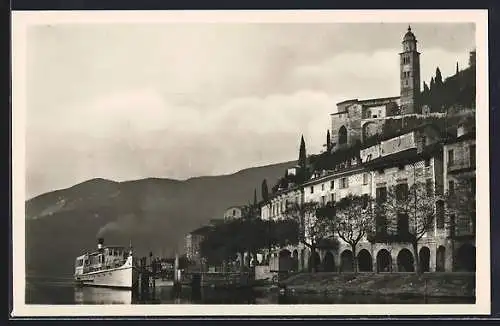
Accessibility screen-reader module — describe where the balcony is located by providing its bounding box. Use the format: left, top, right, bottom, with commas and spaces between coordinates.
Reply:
447, 157, 475, 173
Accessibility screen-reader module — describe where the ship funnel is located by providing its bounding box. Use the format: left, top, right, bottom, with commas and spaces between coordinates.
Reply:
97, 238, 104, 250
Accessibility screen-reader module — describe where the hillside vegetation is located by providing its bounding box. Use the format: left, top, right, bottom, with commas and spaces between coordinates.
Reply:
26, 161, 296, 277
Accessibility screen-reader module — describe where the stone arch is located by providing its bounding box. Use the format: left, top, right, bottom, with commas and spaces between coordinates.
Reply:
323, 251, 335, 272
340, 249, 354, 272
419, 247, 430, 273
456, 243, 476, 272
362, 121, 378, 142
436, 246, 446, 272
397, 249, 415, 272
338, 125, 348, 145
292, 249, 299, 271
308, 251, 321, 272
357, 249, 373, 272
376, 249, 392, 272
279, 249, 291, 258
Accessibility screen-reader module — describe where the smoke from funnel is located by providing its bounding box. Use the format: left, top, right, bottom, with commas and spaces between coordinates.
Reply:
96, 213, 139, 239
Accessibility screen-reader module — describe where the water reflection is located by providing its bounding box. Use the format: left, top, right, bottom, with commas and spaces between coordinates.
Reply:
26, 280, 475, 305
74, 287, 132, 304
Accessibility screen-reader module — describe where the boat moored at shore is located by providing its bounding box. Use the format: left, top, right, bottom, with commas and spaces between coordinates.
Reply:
74, 238, 139, 289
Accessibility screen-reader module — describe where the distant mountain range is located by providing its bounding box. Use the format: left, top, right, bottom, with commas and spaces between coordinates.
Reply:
25, 160, 296, 277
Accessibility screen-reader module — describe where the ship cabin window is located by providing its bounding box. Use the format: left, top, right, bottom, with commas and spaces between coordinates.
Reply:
76, 258, 84, 267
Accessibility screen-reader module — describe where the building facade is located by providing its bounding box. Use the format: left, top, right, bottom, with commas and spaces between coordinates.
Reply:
184, 226, 212, 262
223, 206, 244, 221
443, 121, 476, 272
330, 26, 424, 152
262, 123, 475, 274
257, 25, 475, 274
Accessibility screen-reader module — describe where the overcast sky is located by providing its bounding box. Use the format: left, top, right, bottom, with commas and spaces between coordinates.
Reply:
25, 22, 475, 198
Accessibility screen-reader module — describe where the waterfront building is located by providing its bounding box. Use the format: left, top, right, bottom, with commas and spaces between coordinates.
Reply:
258, 25, 476, 274
184, 225, 213, 262
442, 118, 476, 272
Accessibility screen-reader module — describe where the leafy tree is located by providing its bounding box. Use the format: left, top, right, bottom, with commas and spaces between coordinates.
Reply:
261, 179, 269, 202
199, 218, 278, 268
382, 181, 436, 274
199, 224, 234, 266
330, 194, 375, 273
283, 201, 334, 272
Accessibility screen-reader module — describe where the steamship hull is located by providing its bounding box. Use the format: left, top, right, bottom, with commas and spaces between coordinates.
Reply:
75, 264, 139, 289
74, 239, 139, 289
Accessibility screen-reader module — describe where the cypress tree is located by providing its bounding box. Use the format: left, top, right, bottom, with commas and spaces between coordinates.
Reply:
326, 130, 331, 152
298, 135, 307, 183
261, 179, 269, 202
435, 67, 443, 86
253, 188, 258, 207
456, 62, 459, 75
298, 135, 306, 169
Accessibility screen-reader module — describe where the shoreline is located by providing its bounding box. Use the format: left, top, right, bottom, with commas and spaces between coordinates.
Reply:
264, 272, 476, 299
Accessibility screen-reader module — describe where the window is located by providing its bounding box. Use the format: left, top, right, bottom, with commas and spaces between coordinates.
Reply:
376, 214, 387, 235
233, 209, 236, 216
436, 200, 445, 229
448, 180, 455, 195
340, 177, 349, 189
397, 213, 409, 235
363, 173, 369, 185
395, 183, 409, 201
338, 126, 348, 145
376, 187, 387, 203
330, 193, 336, 203
448, 149, 454, 166
321, 184, 325, 191
470, 144, 476, 166
321, 196, 326, 206
310, 186, 314, 194
426, 178, 433, 196
449, 214, 456, 237
330, 180, 335, 189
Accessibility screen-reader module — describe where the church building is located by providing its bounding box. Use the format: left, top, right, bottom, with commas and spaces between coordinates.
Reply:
330, 26, 422, 152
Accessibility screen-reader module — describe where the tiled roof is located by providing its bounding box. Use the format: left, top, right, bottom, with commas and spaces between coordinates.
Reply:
363, 143, 442, 169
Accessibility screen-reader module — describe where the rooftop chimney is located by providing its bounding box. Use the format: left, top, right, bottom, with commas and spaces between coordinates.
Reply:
97, 238, 104, 250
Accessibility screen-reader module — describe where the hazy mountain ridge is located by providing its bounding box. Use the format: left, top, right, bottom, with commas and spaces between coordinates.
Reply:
25, 161, 296, 277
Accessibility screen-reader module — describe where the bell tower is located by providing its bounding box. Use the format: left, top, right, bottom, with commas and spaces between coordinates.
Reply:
399, 25, 421, 114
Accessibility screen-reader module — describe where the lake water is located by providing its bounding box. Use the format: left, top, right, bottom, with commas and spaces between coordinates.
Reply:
25, 279, 475, 305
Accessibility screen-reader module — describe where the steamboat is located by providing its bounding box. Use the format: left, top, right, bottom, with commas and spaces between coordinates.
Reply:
74, 238, 139, 289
